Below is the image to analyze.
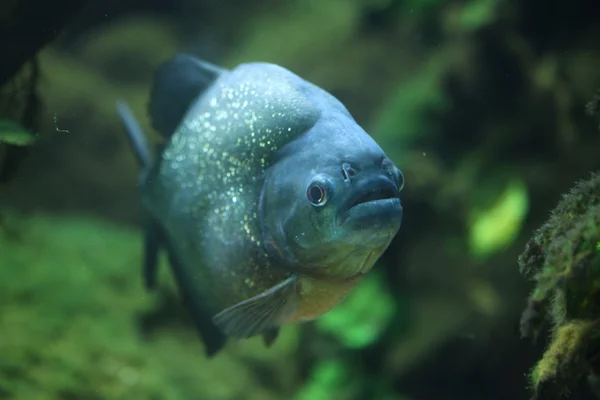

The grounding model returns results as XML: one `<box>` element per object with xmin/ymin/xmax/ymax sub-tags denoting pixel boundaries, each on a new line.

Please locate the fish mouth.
<box><xmin>338</xmin><ymin>178</ymin><xmax>402</xmax><ymax>227</ymax></box>
<box><xmin>347</xmin><ymin>186</ymin><xmax>398</xmax><ymax>210</ymax></box>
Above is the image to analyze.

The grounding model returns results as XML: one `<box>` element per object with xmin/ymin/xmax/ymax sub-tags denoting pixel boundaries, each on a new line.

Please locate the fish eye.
<box><xmin>306</xmin><ymin>182</ymin><xmax>328</xmax><ymax>207</ymax></box>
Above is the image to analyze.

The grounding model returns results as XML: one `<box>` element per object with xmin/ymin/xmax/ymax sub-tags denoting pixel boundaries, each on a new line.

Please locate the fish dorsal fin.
<box><xmin>212</xmin><ymin>275</ymin><xmax>300</xmax><ymax>339</ymax></box>
<box><xmin>148</xmin><ymin>52</ymin><xmax>227</xmax><ymax>137</ymax></box>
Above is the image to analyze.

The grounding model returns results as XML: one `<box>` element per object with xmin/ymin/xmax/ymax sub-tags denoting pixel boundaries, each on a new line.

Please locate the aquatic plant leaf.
<box><xmin>0</xmin><ymin>119</ymin><xmax>35</xmax><ymax>146</ymax></box>
<box><xmin>469</xmin><ymin>178</ymin><xmax>529</xmax><ymax>258</ymax></box>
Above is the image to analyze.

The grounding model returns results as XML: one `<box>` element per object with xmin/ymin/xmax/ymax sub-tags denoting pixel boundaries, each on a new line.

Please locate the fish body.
<box><xmin>117</xmin><ymin>53</ymin><xmax>404</xmax><ymax>356</ymax></box>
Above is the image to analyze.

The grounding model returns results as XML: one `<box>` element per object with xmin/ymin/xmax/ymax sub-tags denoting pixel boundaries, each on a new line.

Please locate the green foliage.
<box><xmin>224</xmin><ymin>0</ymin><xmax>359</xmax><ymax>68</ymax></box>
<box><xmin>0</xmin><ymin>118</ymin><xmax>35</xmax><ymax>146</ymax></box>
<box><xmin>458</xmin><ymin>0</ymin><xmax>499</xmax><ymax>32</ymax></box>
<box><xmin>293</xmin><ymin>354</ymin><xmax>412</xmax><ymax>400</ymax></box>
<box><xmin>316</xmin><ymin>272</ymin><xmax>397</xmax><ymax>349</ymax></box>
<box><xmin>293</xmin><ymin>359</ymin><xmax>359</xmax><ymax>400</ymax></box>
<box><xmin>371</xmin><ymin>53</ymin><xmax>450</xmax><ymax>163</ymax></box>
<box><xmin>468</xmin><ymin>178</ymin><xmax>529</xmax><ymax>258</ymax></box>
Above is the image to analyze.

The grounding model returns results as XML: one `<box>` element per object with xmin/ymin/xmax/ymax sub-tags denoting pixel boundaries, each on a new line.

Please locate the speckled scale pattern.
<box><xmin>141</xmin><ymin>63</ymin><xmax>322</xmax><ymax>311</ymax></box>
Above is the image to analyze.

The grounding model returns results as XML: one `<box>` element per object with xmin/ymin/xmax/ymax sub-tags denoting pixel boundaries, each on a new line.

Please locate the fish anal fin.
<box><xmin>146</xmin><ymin>219</ymin><xmax>228</xmax><ymax>357</ymax></box>
<box><xmin>178</xmin><ymin>287</ymin><xmax>228</xmax><ymax>357</ymax></box>
<box><xmin>142</xmin><ymin>220</ymin><xmax>162</xmax><ymax>290</ymax></box>
<box><xmin>262</xmin><ymin>327</ymin><xmax>280</xmax><ymax>348</ymax></box>
<box><xmin>212</xmin><ymin>275</ymin><xmax>300</xmax><ymax>339</ymax></box>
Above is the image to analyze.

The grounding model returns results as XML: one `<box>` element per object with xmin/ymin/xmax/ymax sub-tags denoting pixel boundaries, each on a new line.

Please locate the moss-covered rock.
<box><xmin>518</xmin><ymin>172</ymin><xmax>600</xmax><ymax>399</ymax></box>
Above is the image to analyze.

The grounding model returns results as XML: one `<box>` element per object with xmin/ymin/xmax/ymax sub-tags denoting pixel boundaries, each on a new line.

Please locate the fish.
<box><xmin>116</xmin><ymin>52</ymin><xmax>404</xmax><ymax>356</ymax></box>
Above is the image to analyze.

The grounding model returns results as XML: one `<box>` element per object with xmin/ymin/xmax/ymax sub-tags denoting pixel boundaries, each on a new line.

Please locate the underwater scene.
<box><xmin>1</xmin><ymin>0</ymin><xmax>599</xmax><ymax>399</ymax></box>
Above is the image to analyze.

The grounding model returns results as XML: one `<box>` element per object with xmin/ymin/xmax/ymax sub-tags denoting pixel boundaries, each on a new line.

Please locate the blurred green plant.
<box><xmin>0</xmin><ymin>118</ymin><xmax>35</xmax><ymax>146</ymax></box>
<box><xmin>224</xmin><ymin>0</ymin><xmax>359</xmax><ymax>68</ymax></box>
<box><xmin>294</xmin><ymin>359</ymin><xmax>359</xmax><ymax>400</ymax></box>
<box><xmin>457</xmin><ymin>0</ymin><xmax>499</xmax><ymax>32</ymax></box>
<box><xmin>400</xmin><ymin>0</ymin><xmax>441</xmax><ymax>16</ymax></box>
<box><xmin>316</xmin><ymin>272</ymin><xmax>397</xmax><ymax>349</ymax></box>
<box><xmin>468</xmin><ymin>177</ymin><xmax>529</xmax><ymax>259</ymax></box>
<box><xmin>294</xmin><ymin>357</ymin><xmax>412</xmax><ymax>400</ymax></box>
<box><xmin>371</xmin><ymin>51</ymin><xmax>450</xmax><ymax>163</ymax></box>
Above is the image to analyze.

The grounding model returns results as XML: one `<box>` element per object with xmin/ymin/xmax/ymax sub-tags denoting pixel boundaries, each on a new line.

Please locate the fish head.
<box><xmin>259</xmin><ymin>111</ymin><xmax>404</xmax><ymax>279</ymax></box>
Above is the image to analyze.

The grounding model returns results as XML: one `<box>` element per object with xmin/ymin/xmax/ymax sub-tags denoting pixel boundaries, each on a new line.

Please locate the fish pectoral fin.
<box><xmin>212</xmin><ymin>275</ymin><xmax>300</xmax><ymax>339</ymax></box>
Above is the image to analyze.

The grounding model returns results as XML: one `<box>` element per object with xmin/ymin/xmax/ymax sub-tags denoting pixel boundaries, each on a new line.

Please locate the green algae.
<box><xmin>518</xmin><ymin>172</ymin><xmax>600</xmax><ymax>399</ymax></box>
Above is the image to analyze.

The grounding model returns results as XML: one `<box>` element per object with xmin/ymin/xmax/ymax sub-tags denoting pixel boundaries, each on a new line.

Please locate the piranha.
<box><xmin>116</xmin><ymin>53</ymin><xmax>404</xmax><ymax>356</ymax></box>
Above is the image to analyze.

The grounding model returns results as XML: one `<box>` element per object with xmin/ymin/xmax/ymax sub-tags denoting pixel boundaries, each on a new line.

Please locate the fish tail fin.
<box><xmin>148</xmin><ymin>52</ymin><xmax>227</xmax><ymax>137</ymax></box>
